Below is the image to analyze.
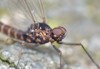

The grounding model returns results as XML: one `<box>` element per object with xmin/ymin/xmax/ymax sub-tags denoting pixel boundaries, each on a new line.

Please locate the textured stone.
<box><xmin>0</xmin><ymin>43</ymin><xmax>61</xmax><ymax>69</ymax></box>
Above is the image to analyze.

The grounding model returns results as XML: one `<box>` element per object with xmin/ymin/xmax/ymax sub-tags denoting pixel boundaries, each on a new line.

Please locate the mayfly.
<box><xmin>0</xmin><ymin>0</ymin><xmax>100</xmax><ymax>69</ymax></box>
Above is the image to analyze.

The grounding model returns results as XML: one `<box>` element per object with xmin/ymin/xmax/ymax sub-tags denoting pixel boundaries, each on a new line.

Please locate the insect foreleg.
<box><xmin>52</xmin><ymin>45</ymin><xmax>63</xmax><ymax>69</ymax></box>
<box><xmin>58</xmin><ymin>41</ymin><xmax>100</xmax><ymax>69</ymax></box>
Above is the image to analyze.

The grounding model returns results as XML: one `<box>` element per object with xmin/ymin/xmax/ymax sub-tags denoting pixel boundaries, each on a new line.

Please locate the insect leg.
<box><xmin>52</xmin><ymin>45</ymin><xmax>63</xmax><ymax>69</ymax></box>
<box><xmin>58</xmin><ymin>41</ymin><xmax>100</xmax><ymax>69</ymax></box>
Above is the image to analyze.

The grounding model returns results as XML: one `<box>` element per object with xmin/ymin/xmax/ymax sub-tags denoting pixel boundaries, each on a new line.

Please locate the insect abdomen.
<box><xmin>0</xmin><ymin>21</ymin><xmax>24</xmax><ymax>40</ymax></box>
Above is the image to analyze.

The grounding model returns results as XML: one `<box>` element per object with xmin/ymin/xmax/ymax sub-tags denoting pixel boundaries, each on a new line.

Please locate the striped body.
<box><xmin>0</xmin><ymin>21</ymin><xmax>53</xmax><ymax>44</ymax></box>
<box><xmin>0</xmin><ymin>21</ymin><xmax>66</xmax><ymax>44</ymax></box>
<box><xmin>0</xmin><ymin>21</ymin><xmax>24</xmax><ymax>41</ymax></box>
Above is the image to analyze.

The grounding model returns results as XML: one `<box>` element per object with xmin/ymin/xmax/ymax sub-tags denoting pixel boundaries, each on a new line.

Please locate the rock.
<box><xmin>0</xmin><ymin>43</ymin><xmax>62</xmax><ymax>69</ymax></box>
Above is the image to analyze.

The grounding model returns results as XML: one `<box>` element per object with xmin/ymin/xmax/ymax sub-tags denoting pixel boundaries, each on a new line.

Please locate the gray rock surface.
<box><xmin>0</xmin><ymin>43</ymin><xmax>63</xmax><ymax>69</ymax></box>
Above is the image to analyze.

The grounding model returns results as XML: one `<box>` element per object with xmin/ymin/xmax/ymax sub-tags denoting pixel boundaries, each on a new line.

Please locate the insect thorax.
<box><xmin>23</xmin><ymin>23</ymin><xmax>54</xmax><ymax>44</ymax></box>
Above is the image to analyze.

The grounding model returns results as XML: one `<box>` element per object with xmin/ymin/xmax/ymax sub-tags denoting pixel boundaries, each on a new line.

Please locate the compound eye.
<box><xmin>52</xmin><ymin>28</ymin><xmax>62</xmax><ymax>37</ymax></box>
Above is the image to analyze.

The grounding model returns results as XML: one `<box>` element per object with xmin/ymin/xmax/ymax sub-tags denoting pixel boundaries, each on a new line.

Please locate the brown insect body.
<box><xmin>0</xmin><ymin>21</ymin><xmax>24</xmax><ymax>40</ymax></box>
<box><xmin>23</xmin><ymin>22</ymin><xmax>66</xmax><ymax>44</ymax></box>
<box><xmin>0</xmin><ymin>21</ymin><xmax>66</xmax><ymax>44</ymax></box>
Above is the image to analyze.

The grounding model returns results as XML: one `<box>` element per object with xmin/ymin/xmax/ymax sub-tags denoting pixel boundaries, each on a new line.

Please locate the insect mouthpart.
<box><xmin>52</xmin><ymin>26</ymin><xmax>66</xmax><ymax>42</ymax></box>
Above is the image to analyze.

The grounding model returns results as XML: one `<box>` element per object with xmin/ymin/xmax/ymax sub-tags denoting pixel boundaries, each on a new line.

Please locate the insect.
<box><xmin>0</xmin><ymin>0</ymin><xmax>100</xmax><ymax>69</ymax></box>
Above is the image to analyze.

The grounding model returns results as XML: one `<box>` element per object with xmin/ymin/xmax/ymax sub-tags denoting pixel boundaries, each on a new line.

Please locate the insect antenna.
<box><xmin>58</xmin><ymin>41</ymin><xmax>100</xmax><ymax>69</ymax></box>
